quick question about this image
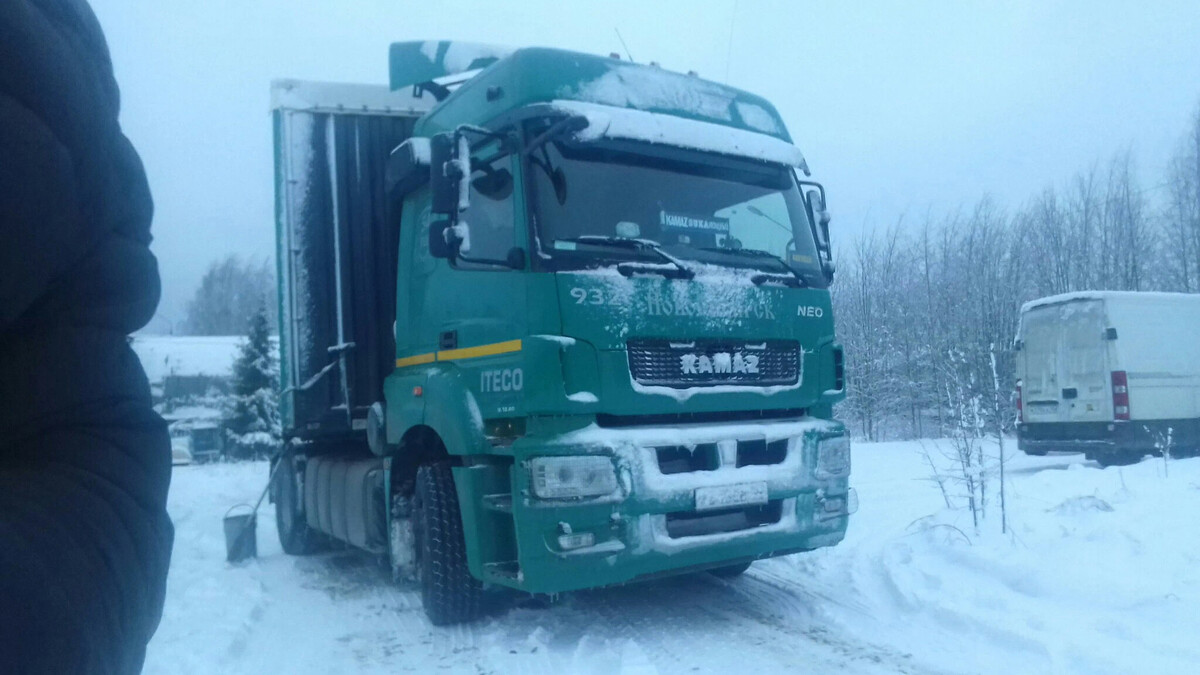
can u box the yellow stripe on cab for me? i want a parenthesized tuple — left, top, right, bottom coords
(395, 339, 522, 368)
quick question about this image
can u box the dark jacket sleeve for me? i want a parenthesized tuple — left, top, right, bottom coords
(0, 1, 173, 673)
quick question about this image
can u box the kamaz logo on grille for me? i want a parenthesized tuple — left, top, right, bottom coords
(627, 338, 798, 388)
(680, 352, 760, 375)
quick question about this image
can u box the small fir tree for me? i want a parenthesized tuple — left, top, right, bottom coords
(223, 306, 280, 459)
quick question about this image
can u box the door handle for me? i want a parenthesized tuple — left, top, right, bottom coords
(439, 330, 458, 350)
(1062, 388, 1078, 400)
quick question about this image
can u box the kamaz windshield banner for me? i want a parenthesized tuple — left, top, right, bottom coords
(660, 210, 730, 234)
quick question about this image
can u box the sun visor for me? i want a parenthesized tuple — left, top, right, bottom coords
(550, 100, 810, 172)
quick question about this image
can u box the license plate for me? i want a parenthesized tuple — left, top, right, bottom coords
(694, 482, 769, 511)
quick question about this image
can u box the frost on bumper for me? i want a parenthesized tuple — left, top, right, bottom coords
(538, 417, 852, 555)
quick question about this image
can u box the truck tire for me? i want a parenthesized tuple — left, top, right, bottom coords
(274, 448, 324, 555)
(413, 462, 483, 625)
(709, 561, 753, 578)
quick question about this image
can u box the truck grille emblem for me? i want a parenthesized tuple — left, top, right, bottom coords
(680, 352, 760, 375)
(627, 339, 799, 388)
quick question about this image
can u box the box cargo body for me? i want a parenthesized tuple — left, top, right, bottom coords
(1016, 291, 1200, 463)
(273, 80, 430, 441)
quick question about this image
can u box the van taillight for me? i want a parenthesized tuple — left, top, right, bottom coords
(1111, 371, 1130, 420)
(833, 346, 845, 391)
(1016, 383, 1023, 422)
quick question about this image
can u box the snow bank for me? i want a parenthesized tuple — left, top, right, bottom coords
(791, 441, 1200, 675)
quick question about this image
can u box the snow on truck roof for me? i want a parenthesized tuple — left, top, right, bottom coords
(1021, 290, 1200, 314)
(402, 45, 804, 163)
(275, 43, 809, 169)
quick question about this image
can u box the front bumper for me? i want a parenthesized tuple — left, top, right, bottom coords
(480, 417, 852, 594)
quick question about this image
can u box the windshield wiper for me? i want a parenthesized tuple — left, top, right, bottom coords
(698, 247, 808, 288)
(556, 236, 695, 280)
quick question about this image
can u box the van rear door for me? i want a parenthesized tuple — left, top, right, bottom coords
(1020, 299, 1111, 424)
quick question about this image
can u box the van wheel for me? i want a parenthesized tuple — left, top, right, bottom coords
(413, 463, 483, 625)
(1096, 452, 1142, 468)
(274, 448, 324, 555)
(709, 561, 753, 578)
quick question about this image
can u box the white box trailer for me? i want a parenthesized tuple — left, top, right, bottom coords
(1016, 291, 1200, 466)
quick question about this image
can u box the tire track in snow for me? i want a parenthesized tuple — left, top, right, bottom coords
(713, 564, 931, 674)
(284, 553, 931, 674)
(552, 569, 917, 675)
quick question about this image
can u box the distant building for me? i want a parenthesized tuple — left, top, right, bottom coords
(132, 335, 244, 402)
(131, 335, 279, 462)
(131, 335, 280, 403)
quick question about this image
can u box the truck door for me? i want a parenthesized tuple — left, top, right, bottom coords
(1020, 299, 1110, 424)
(405, 139, 528, 417)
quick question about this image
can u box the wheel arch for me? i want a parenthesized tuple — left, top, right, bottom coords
(384, 365, 490, 460)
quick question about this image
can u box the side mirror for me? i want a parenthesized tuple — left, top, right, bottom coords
(472, 167, 513, 200)
(428, 220, 454, 259)
(387, 137, 431, 197)
(429, 220, 472, 259)
(806, 188, 831, 238)
(430, 134, 459, 216)
(505, 246, 526, 270)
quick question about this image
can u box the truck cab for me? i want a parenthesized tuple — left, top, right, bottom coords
(271, 42, 853, 625)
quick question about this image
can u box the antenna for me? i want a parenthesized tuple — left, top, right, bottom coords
(614, 27, 634, 62)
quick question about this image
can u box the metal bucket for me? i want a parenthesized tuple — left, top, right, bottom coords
(223, 504, 257, 562)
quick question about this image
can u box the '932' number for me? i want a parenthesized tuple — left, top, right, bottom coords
(570, 288, 604, 305)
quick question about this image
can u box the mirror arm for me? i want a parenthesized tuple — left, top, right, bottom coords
(523, 114, 589, 155)
(455, 124, 510, 144)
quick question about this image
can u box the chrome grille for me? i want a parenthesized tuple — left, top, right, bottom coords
(627, 339, 800, 388)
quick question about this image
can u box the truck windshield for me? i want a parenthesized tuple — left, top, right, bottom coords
(528, 138, 826, 288)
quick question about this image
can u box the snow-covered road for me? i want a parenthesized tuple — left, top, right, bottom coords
(144, 441, 1200, 675)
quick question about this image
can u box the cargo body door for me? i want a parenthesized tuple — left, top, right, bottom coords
(273, 81, 429, 440)
(1020, 300, 1110, 424)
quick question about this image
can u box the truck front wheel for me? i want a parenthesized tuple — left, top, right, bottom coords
(274, 447, 324, 555)
(413, 462, 483, 625)
(709, 561, 753, 578)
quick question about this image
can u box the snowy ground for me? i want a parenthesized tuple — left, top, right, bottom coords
(144, 441, 1200, 675)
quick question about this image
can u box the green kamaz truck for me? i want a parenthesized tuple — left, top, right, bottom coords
(270, 41, 854, 625)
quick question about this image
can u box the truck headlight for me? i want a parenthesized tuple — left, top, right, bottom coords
(816, 436, 851, 478)
(530, 456, 618, 499)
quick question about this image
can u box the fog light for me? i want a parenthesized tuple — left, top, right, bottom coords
(530, 456, 618, 499)
(557, 532, 596, 550)
(847, 488, 859, 515)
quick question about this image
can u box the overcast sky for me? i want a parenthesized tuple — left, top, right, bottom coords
(89, 1, 1200, 332)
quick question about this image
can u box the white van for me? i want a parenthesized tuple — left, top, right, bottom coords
(1016, 291, 1200, 466)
